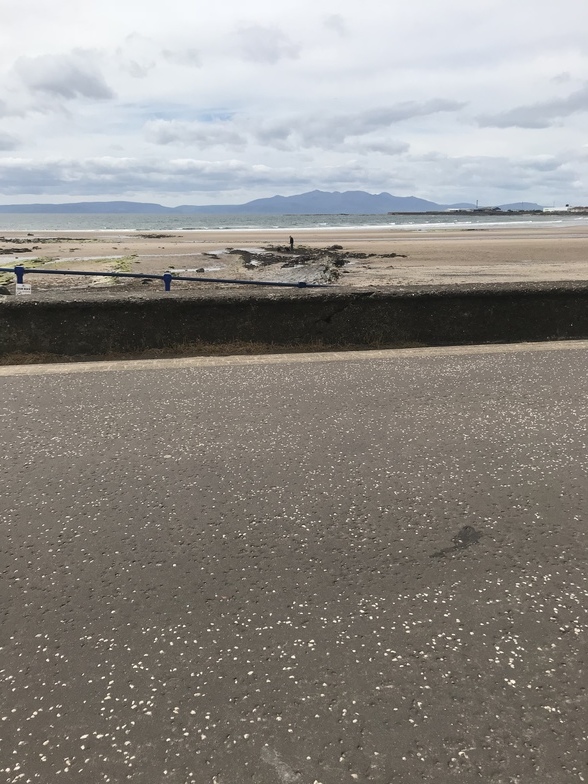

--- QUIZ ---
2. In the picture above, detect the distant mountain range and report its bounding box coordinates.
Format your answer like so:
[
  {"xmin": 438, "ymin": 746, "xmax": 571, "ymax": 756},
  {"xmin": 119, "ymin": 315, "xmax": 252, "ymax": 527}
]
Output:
[{"xmin": 0, "ymin": 190, "xmax": 544, "ymax": 214}]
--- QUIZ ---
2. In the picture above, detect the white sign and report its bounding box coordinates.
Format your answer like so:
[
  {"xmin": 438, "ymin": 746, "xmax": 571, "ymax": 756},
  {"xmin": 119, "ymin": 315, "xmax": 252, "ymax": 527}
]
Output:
[{"xmin": 15, "ymin": 283, "xmax": 32, "ymax": 295}]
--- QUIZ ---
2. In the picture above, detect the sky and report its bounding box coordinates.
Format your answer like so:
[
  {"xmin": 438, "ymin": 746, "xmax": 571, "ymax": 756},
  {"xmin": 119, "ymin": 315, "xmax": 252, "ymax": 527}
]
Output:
[{"xmin": 1, "ymin": 0, "xmax": 588, "ymax": 207}]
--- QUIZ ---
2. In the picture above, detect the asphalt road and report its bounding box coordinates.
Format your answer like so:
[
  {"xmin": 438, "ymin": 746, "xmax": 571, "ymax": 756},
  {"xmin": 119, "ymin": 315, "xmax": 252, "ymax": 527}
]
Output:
[{"xmin": 1, "ymin": 343, "xmax": 587, "ymax": 784}]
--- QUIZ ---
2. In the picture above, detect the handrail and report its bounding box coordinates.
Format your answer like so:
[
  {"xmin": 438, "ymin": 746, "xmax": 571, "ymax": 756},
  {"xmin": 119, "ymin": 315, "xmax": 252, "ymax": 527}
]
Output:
[{"xmin": 0, "ymin": 264, "xmax": 328, "ymax": 291}]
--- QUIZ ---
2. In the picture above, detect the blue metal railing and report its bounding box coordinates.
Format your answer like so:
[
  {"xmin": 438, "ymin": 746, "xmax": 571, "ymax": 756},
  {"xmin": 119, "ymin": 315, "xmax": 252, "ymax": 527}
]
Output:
[{"xmin": 0, "ymin": 265, "xmax": 327, "ymax": 291}]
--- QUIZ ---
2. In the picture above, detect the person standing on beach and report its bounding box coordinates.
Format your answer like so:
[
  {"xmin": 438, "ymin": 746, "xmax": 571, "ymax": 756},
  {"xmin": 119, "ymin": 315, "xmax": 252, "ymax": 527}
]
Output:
[{"xmin": 289, "ymin": 236, "xmax": 294, "ymax": 251}]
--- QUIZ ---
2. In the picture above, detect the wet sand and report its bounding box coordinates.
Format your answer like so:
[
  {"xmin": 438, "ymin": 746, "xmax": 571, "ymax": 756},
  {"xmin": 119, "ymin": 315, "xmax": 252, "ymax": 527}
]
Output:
[{"xmin": 2, "ymin": 224, "xmax": 588, "ymax": 289}]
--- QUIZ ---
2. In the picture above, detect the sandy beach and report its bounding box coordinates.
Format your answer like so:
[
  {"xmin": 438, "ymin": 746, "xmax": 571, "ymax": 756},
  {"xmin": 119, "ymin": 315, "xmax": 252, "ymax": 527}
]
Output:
[{"xmin": 2, "ymin": 223, "xmax": 588, "ymax": 290}]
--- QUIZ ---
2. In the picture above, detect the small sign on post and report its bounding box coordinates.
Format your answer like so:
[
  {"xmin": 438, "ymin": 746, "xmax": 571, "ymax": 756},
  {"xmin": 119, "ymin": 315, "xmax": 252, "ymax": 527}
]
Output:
[{"xmin": 15, "ymin": 283, "xmax": 32, "ymax": 295}]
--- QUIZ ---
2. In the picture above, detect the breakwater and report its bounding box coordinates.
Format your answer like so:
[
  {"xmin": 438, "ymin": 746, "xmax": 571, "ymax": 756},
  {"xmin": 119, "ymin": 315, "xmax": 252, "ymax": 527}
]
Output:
[{"xmin": 2, "ymin": 283, "xmax": 588, "ymax": 362}]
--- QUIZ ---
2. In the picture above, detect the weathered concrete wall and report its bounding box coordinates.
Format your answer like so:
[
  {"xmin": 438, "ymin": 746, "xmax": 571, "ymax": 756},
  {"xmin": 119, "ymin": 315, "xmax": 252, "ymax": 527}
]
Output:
[{"xmin": 2, "ymin": 282, "xmax": 588, "ymax": 361}]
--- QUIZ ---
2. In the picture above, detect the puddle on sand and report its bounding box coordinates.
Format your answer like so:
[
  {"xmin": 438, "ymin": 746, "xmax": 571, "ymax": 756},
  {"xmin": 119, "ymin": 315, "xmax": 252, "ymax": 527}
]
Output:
[
  {"xmin": 172, "ymin": 267, "xmax": 224, "ymax": 273},
  {"xmin": 42, "ymin": 255, "xmax": 127, "ymax": 265}
]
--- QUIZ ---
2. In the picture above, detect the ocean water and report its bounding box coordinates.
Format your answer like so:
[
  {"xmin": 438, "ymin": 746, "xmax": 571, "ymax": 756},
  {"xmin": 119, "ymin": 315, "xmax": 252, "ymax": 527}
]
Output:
[{"xmin": 0, "ymin": 212, "xmax": 587, "ymax": 233}]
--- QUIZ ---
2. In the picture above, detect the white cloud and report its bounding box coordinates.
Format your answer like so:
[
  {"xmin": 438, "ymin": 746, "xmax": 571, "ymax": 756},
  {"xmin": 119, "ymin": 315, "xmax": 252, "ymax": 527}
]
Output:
[
  {"xmin": 323, "ymin": 14, "xmax": 348, "ymax": 36},
  {"xmin": 233, "ymin": 23, "xmax": 301, "ymax": 64},
  {"xmin": 161, "ymin": 48, "xmax": 202, "ymax": 68}
]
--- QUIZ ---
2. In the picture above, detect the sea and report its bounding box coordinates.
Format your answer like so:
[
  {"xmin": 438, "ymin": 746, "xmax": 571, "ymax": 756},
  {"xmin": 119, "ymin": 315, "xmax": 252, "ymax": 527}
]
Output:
[{"xmin": 1, "ymin": 213, "xmax": 587, "ymax": 233}]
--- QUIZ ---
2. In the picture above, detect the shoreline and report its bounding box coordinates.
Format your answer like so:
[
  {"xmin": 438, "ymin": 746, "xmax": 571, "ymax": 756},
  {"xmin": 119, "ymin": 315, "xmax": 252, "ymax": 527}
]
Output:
[
  {"xmin": 1, "ymin": 218, "xmax": 585, "ymax": 234},
  {"xmin": 2, "ymin": 224, "xmax": 588, "ymax": 290},
  {"xmin": 1, "ymin": 212, "xmax": 588, "ymax": 235}
]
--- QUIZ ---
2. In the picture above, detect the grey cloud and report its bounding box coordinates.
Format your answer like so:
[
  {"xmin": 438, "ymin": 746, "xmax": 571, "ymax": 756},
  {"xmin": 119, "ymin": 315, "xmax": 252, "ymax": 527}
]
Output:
[
  {"xmin": 0, "ymin": 93, "xmax": 60, "ymax": 118},
  {"xmin": 256, "ymin": 100, "xmax": 465, "ymax": 148},
  {"xmin": 477, "ymin": 84, "xmax": 588, "ymax": 128},
  {"xmin": 336, "ymin": 100, "xmax": 465, "ymax": 136},
  {"xmin": 0, "ymin": 151, "xmax": 584, "ymax": 202},
  {"xmin": 114, "ymin": 33, "xmax": 156, "ymax": 78},
  {"xmin": 162, "ymin": 48, "xmax": 202, "ymax": 67},
  {"xmin": 0, "ymin": 94, "xmax": 34, "ymax": 119},
  {"xmin": 0, "ymin": 156, "xmax": 411, "ymax": 198},
  {"xmin": 235, "ymin": 24, "xmax": 301, "ymax": 64},
  {"xmin": 145, "ymin": 111, "xmax": 417, "ymax": 154},
  {"xmin": 0, "ymin": 131, "xmax": 18, "ymax": 150},
  {"xmin": 144, "ymin": 119, "xmax": 245, "ymax": 148},
  {"xmin": 122, "ymin": 60, "xmax": 154, "ymax": 79},
  {"xmin": 0, "ymin": 157, "xmax": 311, "ymax": 195},
  {"xmin": 14, "ymin": 52, "xmax": 114, "ymax": 100},
  {"xmin": 522, "ymin": 156, "xmax": 566, "ymax": 172},
  {"xmin": 400, "ymin": 152, "xmax": 577, "ymax": 195},
  {"xmin": 348, "ymin": 139, "xmax": 410, "ymax": 155},
  {"xmin": 347, "ymin": 149, "xmax": 584, "ymax": 205},
  {"xmin": 323, "ymin": 14, "xmax": 348, "ymax": 36}
]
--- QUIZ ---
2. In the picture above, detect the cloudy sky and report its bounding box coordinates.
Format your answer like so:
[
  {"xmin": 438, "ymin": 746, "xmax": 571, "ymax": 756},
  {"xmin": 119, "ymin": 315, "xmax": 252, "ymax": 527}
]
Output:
[{"xmin": 1, "ymin": 0, "xmax": 588, "ymax": 206}]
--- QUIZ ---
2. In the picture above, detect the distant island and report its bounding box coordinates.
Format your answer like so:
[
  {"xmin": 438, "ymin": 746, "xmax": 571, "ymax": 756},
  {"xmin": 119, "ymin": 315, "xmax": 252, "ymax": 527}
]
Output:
[{"xmin": 0, "ymin": 190, "xmax": 547, "ymax": 215}]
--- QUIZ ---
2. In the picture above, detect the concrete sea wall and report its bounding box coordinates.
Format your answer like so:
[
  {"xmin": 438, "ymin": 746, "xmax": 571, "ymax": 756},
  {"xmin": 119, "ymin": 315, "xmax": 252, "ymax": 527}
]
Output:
[{"xmin": 1, "ymin": 283, "xmax": 588, "ymax": 361}]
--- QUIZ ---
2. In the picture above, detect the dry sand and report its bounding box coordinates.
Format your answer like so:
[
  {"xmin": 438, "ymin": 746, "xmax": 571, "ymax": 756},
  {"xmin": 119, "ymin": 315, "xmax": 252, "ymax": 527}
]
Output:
[{"xmin": 2, "ymin": 223, "xmax": 588, "ymax": 291}]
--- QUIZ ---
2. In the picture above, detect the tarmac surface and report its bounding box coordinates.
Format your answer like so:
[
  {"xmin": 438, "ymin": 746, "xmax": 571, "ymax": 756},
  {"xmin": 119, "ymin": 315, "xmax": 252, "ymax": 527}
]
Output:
[{"xmin": 1, "ymin": 342, "xmax": 587, "ymax": 783}]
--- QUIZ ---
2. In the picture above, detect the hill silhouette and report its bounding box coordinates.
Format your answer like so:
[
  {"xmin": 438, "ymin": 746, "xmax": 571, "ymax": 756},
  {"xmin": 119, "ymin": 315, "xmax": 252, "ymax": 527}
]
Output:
[{"xmin": 0, "ymin": 190, "xmax": 543, "ymax": 214}]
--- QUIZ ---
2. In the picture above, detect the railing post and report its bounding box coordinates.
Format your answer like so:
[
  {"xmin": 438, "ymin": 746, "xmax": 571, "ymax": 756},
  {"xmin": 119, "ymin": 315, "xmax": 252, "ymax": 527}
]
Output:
[
  {"xmin": 14, "ymin": 265, "xmax": 25, "ymax": 284},
  {"xmin": 163, "ymin": 272, "xmax": 172, "ymax": 292}
]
